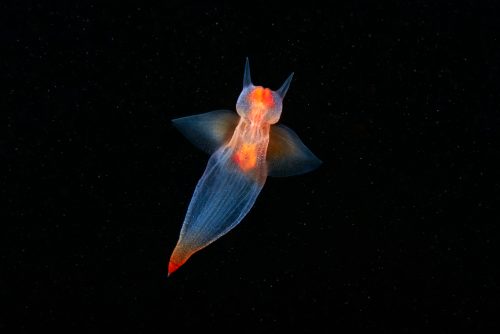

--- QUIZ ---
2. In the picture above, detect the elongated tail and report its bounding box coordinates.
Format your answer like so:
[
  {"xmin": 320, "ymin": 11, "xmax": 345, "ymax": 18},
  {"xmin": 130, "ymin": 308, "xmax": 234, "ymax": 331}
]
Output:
[{"xmin": 168, "ymin": 147, "xmax": 265, "ymax": 276}]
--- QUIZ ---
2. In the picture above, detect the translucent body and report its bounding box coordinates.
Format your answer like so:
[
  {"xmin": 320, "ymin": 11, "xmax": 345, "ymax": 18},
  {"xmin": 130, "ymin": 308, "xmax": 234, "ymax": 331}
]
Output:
[{"xmin": 168, "ymin": 119, "xmax": 268, "ymax": 274}]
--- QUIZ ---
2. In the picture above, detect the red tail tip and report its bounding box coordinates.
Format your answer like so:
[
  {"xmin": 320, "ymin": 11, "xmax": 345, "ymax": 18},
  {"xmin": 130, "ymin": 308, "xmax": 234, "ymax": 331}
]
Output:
[{"xmin": 168, "ymin": 261, "xmax": 181, "ymax": 277}]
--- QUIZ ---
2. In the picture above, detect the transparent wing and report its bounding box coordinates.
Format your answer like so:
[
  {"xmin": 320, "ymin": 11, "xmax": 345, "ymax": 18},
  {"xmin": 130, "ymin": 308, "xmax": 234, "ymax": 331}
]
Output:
[
  {"xmin": 172, "ymin": 110, "xmax": 239, "ymax": 154},
  {"xmin": 267, "ymin": 124, "xmax": 322, "ymax": 177}
]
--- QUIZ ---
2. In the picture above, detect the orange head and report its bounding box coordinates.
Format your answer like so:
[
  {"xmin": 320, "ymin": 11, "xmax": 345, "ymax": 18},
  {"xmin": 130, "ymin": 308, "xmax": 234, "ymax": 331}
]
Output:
[
  {"xmin": 248, "ymin": 86, "xmax": 275, "ymax": 108},
  {"xmin": 236, "ymin": 58, "xmax": 294, "ymax": 124}
]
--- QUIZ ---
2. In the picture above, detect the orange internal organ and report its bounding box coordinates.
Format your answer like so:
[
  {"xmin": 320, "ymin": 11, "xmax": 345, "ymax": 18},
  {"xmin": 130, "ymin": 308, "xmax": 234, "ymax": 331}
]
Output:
[
  {"xmin": 233, "ymin": 143, "xmax": 257, "ymax": 172},
  {"xmin": 248, "ymin": 86, "xmax": 274, "ymax": 107}
]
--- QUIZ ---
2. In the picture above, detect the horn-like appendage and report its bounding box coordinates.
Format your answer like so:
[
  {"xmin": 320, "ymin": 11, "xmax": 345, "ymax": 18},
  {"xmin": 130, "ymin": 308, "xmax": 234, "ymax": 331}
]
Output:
[
  {"xmin": 276, "ymin": 72, "xmax": 294, "ymax": 98},
  {"xmin": 243, "ymin": 57, "xmax": 252, "ymax": 88}
]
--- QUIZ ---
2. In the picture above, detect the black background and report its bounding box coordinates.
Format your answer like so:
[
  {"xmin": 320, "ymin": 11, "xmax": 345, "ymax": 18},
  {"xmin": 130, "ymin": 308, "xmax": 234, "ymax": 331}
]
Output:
[{"xmin": 3, "ymin": 1, "xmax": 499, "ymax": 332}]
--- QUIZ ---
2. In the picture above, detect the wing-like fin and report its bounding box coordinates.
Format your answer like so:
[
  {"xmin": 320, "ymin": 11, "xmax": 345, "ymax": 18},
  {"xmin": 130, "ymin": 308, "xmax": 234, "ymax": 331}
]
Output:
[
  {"xmin": 172, "ymin": 110, "xmax": 239, "ymax": 154},
  {"xmin": 267, "ymin": 124, "xmax": 322, "ymax": 177}
]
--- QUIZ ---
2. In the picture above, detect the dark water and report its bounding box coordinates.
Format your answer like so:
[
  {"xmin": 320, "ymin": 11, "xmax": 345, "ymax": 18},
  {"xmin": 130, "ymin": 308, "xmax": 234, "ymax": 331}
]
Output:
[{"xmin": 3, "ymin": 1, "xmax": 498, "ymax": 332}]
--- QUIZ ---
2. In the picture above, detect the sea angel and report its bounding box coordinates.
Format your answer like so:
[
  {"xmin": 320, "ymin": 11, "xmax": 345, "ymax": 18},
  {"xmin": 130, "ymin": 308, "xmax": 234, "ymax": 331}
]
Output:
[{"xmin": 168, "ymin": 58, "xmax": 321, "ymax": 276}]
